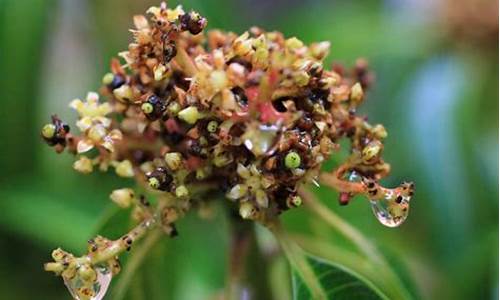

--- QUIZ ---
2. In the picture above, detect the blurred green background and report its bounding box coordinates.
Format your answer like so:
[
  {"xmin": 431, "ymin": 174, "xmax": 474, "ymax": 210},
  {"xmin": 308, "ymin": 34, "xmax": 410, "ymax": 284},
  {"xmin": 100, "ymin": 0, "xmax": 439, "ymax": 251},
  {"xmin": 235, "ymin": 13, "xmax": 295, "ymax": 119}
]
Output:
[{"xmin": 0, "ymin": 0, "xmax": 497, "ymax": 299}]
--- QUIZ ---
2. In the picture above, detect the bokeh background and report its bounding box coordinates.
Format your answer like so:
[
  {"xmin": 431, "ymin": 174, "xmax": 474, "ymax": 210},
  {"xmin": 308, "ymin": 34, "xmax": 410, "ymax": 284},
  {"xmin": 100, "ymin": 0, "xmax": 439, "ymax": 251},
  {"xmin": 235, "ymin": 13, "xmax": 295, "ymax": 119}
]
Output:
[{"xmin": 0, "ymin": 0, "xmax": 498, "ymax": 299}]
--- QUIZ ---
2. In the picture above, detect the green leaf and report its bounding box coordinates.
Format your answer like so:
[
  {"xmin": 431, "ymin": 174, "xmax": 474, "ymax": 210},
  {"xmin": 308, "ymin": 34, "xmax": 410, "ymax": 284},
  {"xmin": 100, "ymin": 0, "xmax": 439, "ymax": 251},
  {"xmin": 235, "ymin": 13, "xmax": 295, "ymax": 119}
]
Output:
[{"xmin": 292, "ymin": 255, "xmax": 387, "ymax": 300}]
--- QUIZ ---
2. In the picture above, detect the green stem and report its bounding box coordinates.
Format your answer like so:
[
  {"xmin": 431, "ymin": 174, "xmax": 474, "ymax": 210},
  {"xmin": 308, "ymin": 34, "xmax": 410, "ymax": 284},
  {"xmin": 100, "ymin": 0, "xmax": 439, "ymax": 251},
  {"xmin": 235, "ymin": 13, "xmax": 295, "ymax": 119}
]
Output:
[
  {"xmin": 225, "ymin": 215, "xmax": 274, "ymax": 300},
  {"xmin": 226, "ymin": 219, "xmax": 253, "ymax": 300},
  {"xmin": 113, "ymin": 229, "xmax": 162, "ymax": 300},
  {"xmin": 268, "ymin": 220, "xmax": 327, "ymax": 300}
]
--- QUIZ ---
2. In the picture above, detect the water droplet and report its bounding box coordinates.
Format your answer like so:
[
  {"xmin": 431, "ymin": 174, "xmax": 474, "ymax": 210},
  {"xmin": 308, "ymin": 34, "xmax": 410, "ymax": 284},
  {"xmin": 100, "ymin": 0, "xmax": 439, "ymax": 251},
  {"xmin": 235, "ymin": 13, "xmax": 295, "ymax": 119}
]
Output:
[
  {"xmin": 242, "ymin": 124, "xmax": 279, "ymax": 156},
  {"xmin": 64, "ymin": 265, "xmax": 112, "ymax": 300},
  {"xmin": 347, "ymin": 170, "xmax": 361, "ymax": 182},
  {"xmin": 370, "ymin": 193, "xmax": 411, "ymax": 227}
]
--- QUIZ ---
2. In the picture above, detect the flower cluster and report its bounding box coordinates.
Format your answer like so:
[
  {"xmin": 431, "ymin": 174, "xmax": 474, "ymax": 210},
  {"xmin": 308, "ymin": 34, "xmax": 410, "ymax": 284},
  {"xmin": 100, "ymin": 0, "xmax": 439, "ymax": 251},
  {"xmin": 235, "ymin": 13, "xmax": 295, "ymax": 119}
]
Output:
[{"xmin": 41, "ymin": 2, "xmax": 413, "ymax": 299}]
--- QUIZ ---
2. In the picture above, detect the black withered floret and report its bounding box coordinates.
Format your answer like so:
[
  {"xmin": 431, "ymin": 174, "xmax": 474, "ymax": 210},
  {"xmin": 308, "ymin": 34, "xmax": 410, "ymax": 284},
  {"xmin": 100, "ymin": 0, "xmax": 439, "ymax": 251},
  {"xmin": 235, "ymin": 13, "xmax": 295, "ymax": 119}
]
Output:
[
  {"xmin": 179, "ymin": 11, "xmax": 207, "ymax": 35},
  {"xmin": 41, "ymin": 115, "xmax": 70, "ymax": 148},
  {"xmin": 163, "ymin": 40, "xmax": 177, "ymax": 63},
  {"xmin": 231, "ymin": 87, "xmax": 248, "ymax": 107},
  {"xmin": 146, "ymin": 167, "xmax": 174, "ymax": 191},
  {"xmin": 142, "ymin": 94, "xmax": 167, "ymax": 120}
]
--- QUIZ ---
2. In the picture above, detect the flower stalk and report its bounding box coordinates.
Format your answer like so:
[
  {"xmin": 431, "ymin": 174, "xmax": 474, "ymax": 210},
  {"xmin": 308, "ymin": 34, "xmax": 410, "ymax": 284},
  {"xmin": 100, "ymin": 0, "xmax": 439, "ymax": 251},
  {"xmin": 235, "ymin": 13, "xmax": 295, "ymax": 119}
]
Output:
[{"xmin": 39, "ymin": 1, "xmax": 415, "ymax": 298}]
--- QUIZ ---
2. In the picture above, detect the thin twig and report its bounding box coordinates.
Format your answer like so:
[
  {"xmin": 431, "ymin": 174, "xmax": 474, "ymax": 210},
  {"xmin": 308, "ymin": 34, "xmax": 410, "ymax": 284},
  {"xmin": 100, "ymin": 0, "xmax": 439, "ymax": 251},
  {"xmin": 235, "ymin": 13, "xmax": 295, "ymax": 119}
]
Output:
[
  {"xmin": 45, "ymin": 218, "xmax": 156, "ymax": 273},
  {"xmin": 225, "ymin": 219, "xmax": 254, "ymax": 300},
  {"xmin": 113, "ymin": 229, "xmax": 163, "ymax": 300}
]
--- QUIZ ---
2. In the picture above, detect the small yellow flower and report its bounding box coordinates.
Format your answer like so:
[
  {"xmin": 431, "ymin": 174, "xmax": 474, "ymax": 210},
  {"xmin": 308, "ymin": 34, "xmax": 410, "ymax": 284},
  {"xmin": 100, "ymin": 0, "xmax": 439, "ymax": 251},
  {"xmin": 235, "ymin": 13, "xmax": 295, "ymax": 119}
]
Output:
[
  {"xmin": 110, "ymin": 188, "xmax": 135, "ymax": 208},
  {"xmin": 70, "ymin": 92, "xmax": 122, "ymax": 153},
  {"xmin": 114, "ymin": 160, "xmax": 135, "ymax": 178},
  {"xmin": 227, "ymin": 163, "xmax": 272, "ymax": 208},
  {"xmin": 73, "ymin": 156, "xmax": 93, "ymax": 174},
  {"xmin": 70, "ymin": 92, "xmax": 112, "ymax": 120}
]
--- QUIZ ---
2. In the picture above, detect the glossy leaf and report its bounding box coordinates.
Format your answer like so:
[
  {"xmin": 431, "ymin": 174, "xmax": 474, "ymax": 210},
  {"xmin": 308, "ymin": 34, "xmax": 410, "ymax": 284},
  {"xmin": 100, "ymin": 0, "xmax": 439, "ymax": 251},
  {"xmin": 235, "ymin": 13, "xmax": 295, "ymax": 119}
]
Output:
[{"xmin": 292, "ymin": 255, "xmax": 387, "ymax": 300}]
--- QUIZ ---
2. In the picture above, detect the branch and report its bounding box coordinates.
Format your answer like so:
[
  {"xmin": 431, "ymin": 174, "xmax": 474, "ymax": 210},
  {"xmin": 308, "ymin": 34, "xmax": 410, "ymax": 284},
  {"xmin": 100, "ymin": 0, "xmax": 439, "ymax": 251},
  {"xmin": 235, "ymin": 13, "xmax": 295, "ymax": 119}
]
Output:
[
  {"xmin": 44, "ymin": 217, "xmax": 156, "ymax": 274},
  {"xmin": 113, "ymin": 229, "xmax": 162, "ymax": 300}
]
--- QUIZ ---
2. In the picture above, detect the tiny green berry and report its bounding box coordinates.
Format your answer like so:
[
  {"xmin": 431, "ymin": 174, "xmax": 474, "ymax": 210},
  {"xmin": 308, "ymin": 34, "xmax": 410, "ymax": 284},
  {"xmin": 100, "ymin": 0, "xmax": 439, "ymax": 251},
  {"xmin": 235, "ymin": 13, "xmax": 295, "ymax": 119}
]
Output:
[
  {"xmin": 207, "ymin": 120, "xmax": 218, "ymax": 133},
  {"xmin": 196, "ymin": 168, "xmax": 207, "ymax": 179},
  {"xmin": 148, "ymin": 177, "xmax": 160, "ymax": 189},
  {"xmin": 239, "ymin": 202, "xmax": 256, "ymax": 219},
  {"xmin": 141, "ymin": 102, "xmax": 154, "ymax": 114},
  {"xmin": 291, "ymin": 195, "xmax": 302, "ymax": 207},
  {"xmin": 102, "ymin": 73, "xmax": 114, "ymax": 85},
  {"xmin": 164, "ymin": 152, "xmax": 183, "ymax": 170},
  {"xmin": 284, "ymin": 151, "xmax": 301, "ymax": 169},
  {"xmin": 168, "ymin": 102, "xmax": 181, "ymax": 115},
  {"xmin": 42, "ymin": 124, "xmax": 56, "ymax": 139}
]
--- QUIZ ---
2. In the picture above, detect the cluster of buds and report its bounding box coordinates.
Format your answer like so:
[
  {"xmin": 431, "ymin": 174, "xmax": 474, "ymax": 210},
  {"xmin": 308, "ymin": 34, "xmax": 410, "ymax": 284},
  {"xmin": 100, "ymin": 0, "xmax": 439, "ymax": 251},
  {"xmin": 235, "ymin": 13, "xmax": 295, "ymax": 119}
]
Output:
[
  {"xmin": 42, "ymin": 2, "xmax": 413, "ymax": 297},
  {"xmin": 44, "ymin": 218, "xmax": 154, "ymax": 300}
]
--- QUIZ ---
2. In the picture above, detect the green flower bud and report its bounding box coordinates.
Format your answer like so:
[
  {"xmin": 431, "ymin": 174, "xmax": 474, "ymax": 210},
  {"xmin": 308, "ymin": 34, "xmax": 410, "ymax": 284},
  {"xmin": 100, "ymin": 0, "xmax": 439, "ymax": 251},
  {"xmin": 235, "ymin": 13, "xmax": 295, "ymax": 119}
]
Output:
[
  {"xmin": 175, "ymin": 185, "xmax": 189, "ymax": 198},
  {"xmin": 288, "ymin": 195, "xmax": 302, "ymax": 207},
  {"xmin": 239, "ymin": 202, "xmax": 256, "ymax": 219},
  {"xmin": 115, "ymin": 160, "xmax": 134, "ymax": 177},
  {"xmin": 164, "ymin": 152, "xmax": 183, "ymax": 170},
  {"xmin": 178, "ymin": 106, "xmax": 201, "ymax": 124},
  {"xmin": 372, "ymin": 124, "xmax": 388, "ymax": 139},
  {"xmin": 41, "ymin": 124, "xmax": 56, "ymax": 139},
  {"xmin": 284, "ymin": 151, "xmax": 301, "ymax": 169},
  {"xmin": 102, "ymin": 73, "xmax": 114, "ymax": 85},
  {"xmin": 148, "ymin": 177, "xmax": 160, "ymax": 189},
  {"xmin": 110, "ymin": 188, "xmax": 135, "ymax": 208},
  {"xmin": 168, "ymin": 102, "xmax": 181, "ymax": 115},
  {"xmin": 350, "ymin": 82, "xmax": 364, "ymax": 105},
  {"xmin": 285, "ymin": 37, "xmax": 303, "ymax": 50},
  {"xmin": 141, "ymin": 102, "xmax": 154, "ymax": 114},
  {"xmin": 207, "ymin": 120, "xmax": 218, "ymax": 133}
]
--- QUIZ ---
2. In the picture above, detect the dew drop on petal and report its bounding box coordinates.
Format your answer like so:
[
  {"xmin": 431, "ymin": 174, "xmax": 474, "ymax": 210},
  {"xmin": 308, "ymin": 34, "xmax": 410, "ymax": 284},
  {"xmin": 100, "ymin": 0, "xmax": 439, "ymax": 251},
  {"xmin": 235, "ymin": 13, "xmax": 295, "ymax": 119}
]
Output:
[
  {"xmin": 370, "ymin": 194, "xmax": 411, "ymax": 228},
  {"xmin": 63, "ymin": 265, "xmax": 112, "ymax": 300}
]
